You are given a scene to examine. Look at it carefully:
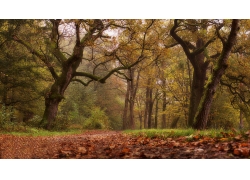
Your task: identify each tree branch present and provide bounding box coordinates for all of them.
[170,19,193,60]
[191,36,216,56]
[12,35,59,80]
[71,78,93,86]
[49,19,67,63]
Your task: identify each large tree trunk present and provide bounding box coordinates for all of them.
[41,98,61,130]
[187,38,208,127]
[193,20,239,130]
[40,64,78,129]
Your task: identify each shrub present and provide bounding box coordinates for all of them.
[82,107,110,130]
[51,114,71,131]
[25,115,42,127]
[0,105,14,130]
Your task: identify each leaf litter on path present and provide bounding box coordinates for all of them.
[0,130,249,159]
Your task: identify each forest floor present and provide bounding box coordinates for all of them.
[0,130,250,159]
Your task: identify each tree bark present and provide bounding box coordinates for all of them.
[144,82,150,129]
[239,109,243,130]
[193,20,240,130]
[170,116,180,128]
[187,38,208,127]
[161,78,167,128]
[129,68,135,129]
[123,68,139,130]
[147,87,153,129]
[40,63,80,129]
[122,74,130,130]
[154,91,159,129]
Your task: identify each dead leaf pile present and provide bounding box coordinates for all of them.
[0,130,249,159]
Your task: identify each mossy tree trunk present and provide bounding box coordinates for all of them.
[187,38,208,127]
[193,20,239,129]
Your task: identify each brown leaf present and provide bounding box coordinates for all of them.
[239,143,249,148]
[78,147,87,155]
[172,142,180,147]
[160,141,167,145]
[195,148,204,153]
[193,135,200,140]
[122,148,130,154]
[240,148,249,157]
[234,135,242,141]
[60,150,73,156]
[245,130,250,135]
[233,149,241,156]
[109,145,116,149]
[220,138,229,142]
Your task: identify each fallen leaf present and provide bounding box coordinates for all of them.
[109,145,116,149]
[122,148,130,154]
[245,130,250,135]
[239,143,249,148]
[196,148,204,152]
[233,149,241,156]
[220,138,229,142]
[234,135,242,141]
[78,147,87,154]
[240,148,249,157]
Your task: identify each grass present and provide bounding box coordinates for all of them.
[0,126,84,137]
[123,128,242,139]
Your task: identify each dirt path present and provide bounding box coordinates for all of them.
[0,130,249,159]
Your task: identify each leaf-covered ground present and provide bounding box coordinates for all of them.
[0,130,250,159]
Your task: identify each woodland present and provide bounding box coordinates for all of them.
[0,19,250,159]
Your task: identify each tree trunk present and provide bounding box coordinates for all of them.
[239,109,243,130]
[144,81,150,129]
[187,38,208,127]
[170,116,180,128]
[139,113,143,129]
[123,68,139,130]
[161,79,167,128]
[40,59,82,129]
[154,95,159,129]
[41,98,61,130]
[122,77,130,130]
[129,68,137,129]
[193,20,239,130]
[147,86,154,129]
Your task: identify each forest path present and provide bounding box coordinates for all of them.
[0,130,249,159]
